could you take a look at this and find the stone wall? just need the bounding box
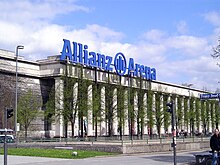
[3,141,210,154]
[0,71,54,135]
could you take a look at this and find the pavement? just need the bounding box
[0,150,206,165]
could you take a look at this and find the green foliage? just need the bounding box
[147,90,153,129]
[137,86,146,137]
[200,100,207,132]
[183,97,189,129]
[205,101,210,131]
[104,83,116,137]
[163,94,170,131]
[17,89,42,138]
[176,96,183,128]
[195,98,201,130]
[214,101,220,128]
[0,148,115,159]
[45,86,55,122]
[155,92,163,136]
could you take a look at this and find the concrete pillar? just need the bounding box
[160,95,165,134]
[73,82,79,136]
[133,91,138,135]
[100,86,106,136]
[167,95,172,134]
[87,84,93,136]
[112,88,118,135]
[143,92,148,135]
[124,90,129,135]
[152,93,157,134]
[54,77,64,137]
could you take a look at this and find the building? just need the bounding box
[0,41,218,139]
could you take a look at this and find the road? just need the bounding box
[0,150,205,165]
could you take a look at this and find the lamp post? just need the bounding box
[15,45,24,145]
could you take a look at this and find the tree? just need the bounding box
[44,85,55,138]
[189,96,195,136]
[147,90,153,138]
[163,94,170,133]
[137,77,146,139]
[155,92,164,137]
[195,98,201,132]
[183,97,189,132]
[211,37,220,58]
[117,76,125,140]
[176,96,183,131]
[200,100,207,135]
[17,89,42,141]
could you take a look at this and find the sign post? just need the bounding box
[4,108,7,165]
[166,101,176,165]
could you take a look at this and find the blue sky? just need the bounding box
[0,0,220,92]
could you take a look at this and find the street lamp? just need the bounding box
[15,45,24,144]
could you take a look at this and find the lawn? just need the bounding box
[0,148,116,159]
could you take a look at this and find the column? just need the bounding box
[100,86,106,135]
[160,95,165,134]
[73,82,79,136]
[152,93,157,134]
[143,92,148,135]
[133,91,138,135]
[54,77,64,137]
[87,84,93,136]
[167,95,172,134]
[112,88,118,135]
[124,90,129,135]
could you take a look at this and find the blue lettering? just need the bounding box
[151,68,156,80]
[139,65,145,78]
[128,58,135,76]
[83,45,88,65]
[97,53,106,70]
[61,39,72,62]
[72,42,77,62]
[78,43,83,64]
[105,56,113,71]
[145,66,151,80]
[134,64,140,77]
[88,52,96,67]
[60,39,156,80]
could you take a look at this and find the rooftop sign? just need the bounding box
[60,39,156,80]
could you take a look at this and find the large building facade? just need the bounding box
[0,44,218,139]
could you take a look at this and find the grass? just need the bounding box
[0,148,117,159]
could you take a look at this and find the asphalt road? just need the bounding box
[0,150,205,165]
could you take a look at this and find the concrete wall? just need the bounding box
[3,141,210,154]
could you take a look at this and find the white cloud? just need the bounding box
[0,0,219,92]
[203,11,220,27]
[166,35,208,57]
[0,0,90,24]
[141,29,166,43]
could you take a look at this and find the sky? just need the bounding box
[0,0,220,92]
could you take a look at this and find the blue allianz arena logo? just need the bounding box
[60,39,156,80]
[114,53,127,76]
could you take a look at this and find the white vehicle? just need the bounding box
[0,129,15,143]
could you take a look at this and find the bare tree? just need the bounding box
[211,37,220,58]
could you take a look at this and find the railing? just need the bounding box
[16,135,210,146]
